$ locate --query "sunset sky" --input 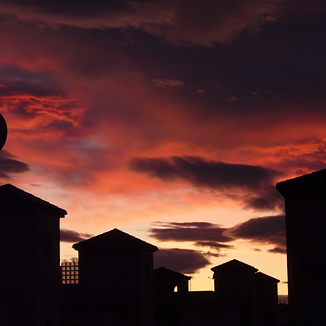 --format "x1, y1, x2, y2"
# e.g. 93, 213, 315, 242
0, 0, 325, 295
